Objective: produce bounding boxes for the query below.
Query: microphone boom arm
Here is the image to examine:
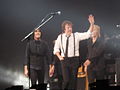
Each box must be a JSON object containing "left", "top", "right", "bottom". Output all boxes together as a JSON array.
[
  {"left": 35, "top": 15, "right": 54, "bottom": 30},
  {"left": 21, "top": 15, "right": 54, "bottom": 42}
]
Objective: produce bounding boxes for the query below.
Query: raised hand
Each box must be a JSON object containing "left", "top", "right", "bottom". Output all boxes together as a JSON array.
[
  {"left": 88, "top": 14, "right": 95, "bottom": 32},
  {"left": 88, "top": 14, "right": 95, "bottom": 25}
]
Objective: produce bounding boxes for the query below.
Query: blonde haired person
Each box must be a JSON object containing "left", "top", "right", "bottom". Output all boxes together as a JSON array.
[{"left": 84, "top": 25, "right": 106, "bottom": 89}]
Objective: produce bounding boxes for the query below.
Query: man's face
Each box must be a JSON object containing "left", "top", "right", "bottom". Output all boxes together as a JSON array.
[
  {"left": 34, "top": 30, "right": 41, "bottom": 39},
  {"left": 64, "top": 24, "right": 72, "bottom": 35}
]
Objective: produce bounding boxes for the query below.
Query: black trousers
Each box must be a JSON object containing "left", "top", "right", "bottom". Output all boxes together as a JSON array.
[
  {"left": 61, "top": 57, "right": 80, "bottom": 90},
  {"left": 30, "top": 68, "right": 45, "bottom": 87}
]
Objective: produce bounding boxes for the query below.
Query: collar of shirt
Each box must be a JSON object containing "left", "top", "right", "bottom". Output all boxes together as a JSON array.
[{"left": 63, "top": 33, "right": 73, "bottom": 38}]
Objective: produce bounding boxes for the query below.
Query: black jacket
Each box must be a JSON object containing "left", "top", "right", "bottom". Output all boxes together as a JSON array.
[{"left": 87, "top": 37, "right": 106, "bottom": 70}]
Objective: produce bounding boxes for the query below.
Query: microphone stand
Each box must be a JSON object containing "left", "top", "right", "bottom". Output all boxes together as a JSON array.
[
  {"left": 21, "top": 13, "right": 55, "bottom": 89},
  {"left": 21, "top": 14, "right": 54, "bottom": 42}
]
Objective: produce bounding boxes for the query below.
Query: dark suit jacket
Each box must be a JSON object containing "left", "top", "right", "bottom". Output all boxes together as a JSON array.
[{"left": 87, "top": 37, "right": 106, "bottom": 70}]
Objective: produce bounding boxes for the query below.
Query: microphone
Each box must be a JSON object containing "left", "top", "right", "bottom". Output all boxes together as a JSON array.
[
  {"left": 50, "top": 11, "right": 61, "bottom": 15},
  {"left": 116, "top": 24, "right": 120, "bottom": 27}
]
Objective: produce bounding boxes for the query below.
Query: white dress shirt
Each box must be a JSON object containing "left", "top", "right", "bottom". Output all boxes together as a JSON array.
[{"left": 54, "top": 30, "right": 91, "bottom": 57}]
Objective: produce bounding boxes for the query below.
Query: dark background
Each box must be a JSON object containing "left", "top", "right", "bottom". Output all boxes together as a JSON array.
[{"left": 0, "top": 0, "right": 120, "bottom": 89}]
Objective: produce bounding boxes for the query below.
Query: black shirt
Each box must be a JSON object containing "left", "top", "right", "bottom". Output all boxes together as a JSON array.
[{"left": 24, "top": 39, "right": 51, "bottom": 70}]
